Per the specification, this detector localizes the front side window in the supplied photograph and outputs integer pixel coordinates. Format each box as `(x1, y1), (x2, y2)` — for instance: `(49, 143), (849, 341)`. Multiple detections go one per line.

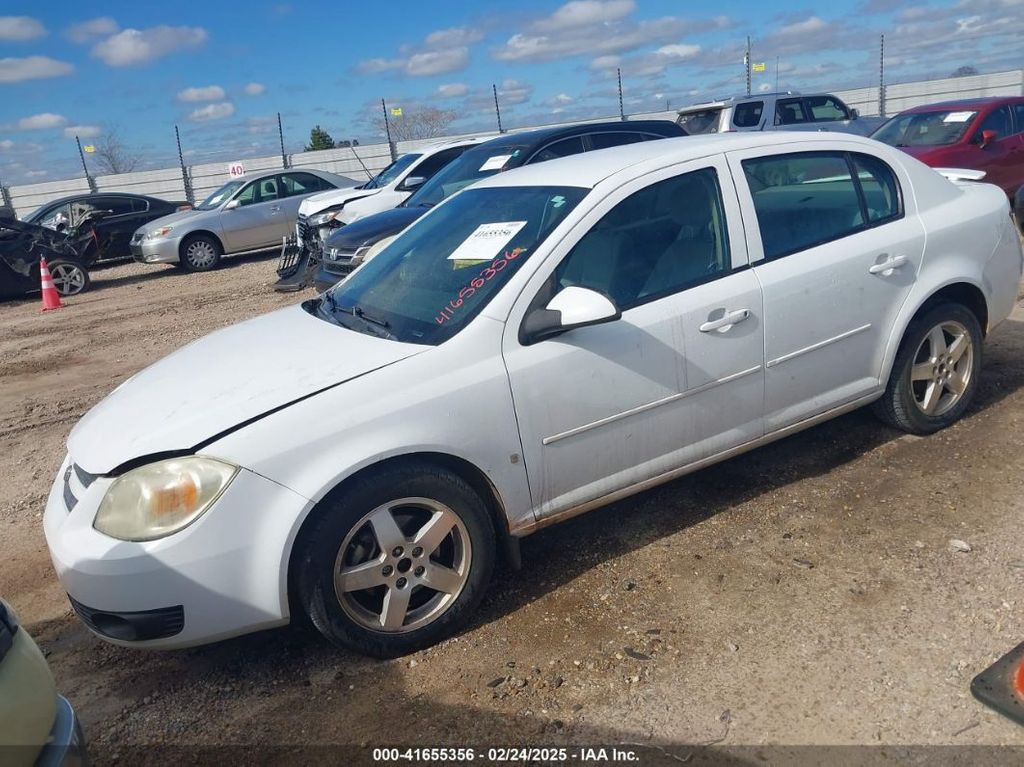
(733, 101), (764, 128)
(975, 105), (1012, 140)
(775, 98), (808, 125)
(531, 136), (586, 163)
(317, 185), (587, 345)
(742, 151), (901, 260)
(235, 177), (280, 206)
(806, 96), (849, 122)
(555, 168), (730, 309)
(1013, 104), (1024, 135)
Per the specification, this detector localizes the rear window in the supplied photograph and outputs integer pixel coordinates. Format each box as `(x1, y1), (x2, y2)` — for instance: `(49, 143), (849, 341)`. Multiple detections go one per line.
(677, 108), (722, 135)
(733, 101), (764, 128)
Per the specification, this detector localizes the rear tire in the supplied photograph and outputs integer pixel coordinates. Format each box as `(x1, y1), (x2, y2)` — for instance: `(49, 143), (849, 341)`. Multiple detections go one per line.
(295, 463), (496, 657)
(179, 234), (221, 272)
(872, 302), (982, 434)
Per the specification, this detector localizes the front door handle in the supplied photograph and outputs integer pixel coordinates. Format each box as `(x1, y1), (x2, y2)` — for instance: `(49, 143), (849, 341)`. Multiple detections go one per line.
(869, 254), (907, 275)
(270, 205), (281, 214)
(700, 308), (750, 333)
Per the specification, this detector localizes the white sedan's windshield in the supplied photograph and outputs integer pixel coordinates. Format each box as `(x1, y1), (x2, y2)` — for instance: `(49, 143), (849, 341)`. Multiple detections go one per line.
(196, 180), (244, 210)
(363, 154), (421, 189)
(315, 185), (587, 345)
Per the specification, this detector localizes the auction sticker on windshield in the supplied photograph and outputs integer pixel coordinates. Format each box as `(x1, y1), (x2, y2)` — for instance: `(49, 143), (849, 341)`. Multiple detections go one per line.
(448, 221), (526, 266)
(479, 154), (513, 172)
(942, 111), (975, 123)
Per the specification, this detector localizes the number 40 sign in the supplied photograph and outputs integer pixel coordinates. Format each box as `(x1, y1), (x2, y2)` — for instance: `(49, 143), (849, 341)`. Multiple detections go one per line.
(228, 162), (245, 179)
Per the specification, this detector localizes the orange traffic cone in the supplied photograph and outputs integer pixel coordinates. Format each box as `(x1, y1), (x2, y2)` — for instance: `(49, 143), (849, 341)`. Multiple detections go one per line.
(39, 257), (64, 311)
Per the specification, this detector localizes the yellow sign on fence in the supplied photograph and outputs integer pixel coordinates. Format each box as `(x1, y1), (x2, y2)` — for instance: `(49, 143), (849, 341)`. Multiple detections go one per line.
(83, 144), (96, 153)
(751, 62), (767, 73)
(390, 107), (403, 117)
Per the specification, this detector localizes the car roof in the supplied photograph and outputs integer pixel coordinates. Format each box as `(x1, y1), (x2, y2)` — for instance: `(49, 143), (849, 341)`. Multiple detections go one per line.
(461, 120), (682, 153)
(902, 96), (1024, 113)
(412, 136), (492, 154)
(474, 131), (885, 191)
(35, 192), (158, 207)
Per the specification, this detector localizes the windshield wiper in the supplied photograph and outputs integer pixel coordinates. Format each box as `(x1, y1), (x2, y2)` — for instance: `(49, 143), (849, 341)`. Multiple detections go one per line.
(417, 201), (436, 208)
(354, 305), (391, 329)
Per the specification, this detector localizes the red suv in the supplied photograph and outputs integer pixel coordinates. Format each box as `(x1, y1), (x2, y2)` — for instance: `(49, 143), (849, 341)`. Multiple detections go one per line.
(872, 97), (1024, 226)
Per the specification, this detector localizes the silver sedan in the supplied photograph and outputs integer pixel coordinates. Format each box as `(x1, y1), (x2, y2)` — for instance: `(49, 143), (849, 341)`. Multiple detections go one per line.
(131, 168), (358, 271)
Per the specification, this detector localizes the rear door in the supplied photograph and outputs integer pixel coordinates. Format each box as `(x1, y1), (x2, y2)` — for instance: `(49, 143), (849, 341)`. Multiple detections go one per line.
(279, 172), (333, 231)
(728, 146), (924, 430)
(94, 195), (148, 258)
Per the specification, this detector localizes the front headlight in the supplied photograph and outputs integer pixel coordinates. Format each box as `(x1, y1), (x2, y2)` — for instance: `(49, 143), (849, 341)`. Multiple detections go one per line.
(353, 234), (398, 266)
(145, 226), (173, 240)
(309, 210), (341, 227)
(94, 456), (238, 541)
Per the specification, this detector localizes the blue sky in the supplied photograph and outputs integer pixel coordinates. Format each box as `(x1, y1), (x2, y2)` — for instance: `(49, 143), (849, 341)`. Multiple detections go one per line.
(0, 0), (1020, 183)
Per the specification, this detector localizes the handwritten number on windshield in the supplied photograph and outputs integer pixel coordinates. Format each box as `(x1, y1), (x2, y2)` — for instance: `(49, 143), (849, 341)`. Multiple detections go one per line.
(435, 247), (527, 325)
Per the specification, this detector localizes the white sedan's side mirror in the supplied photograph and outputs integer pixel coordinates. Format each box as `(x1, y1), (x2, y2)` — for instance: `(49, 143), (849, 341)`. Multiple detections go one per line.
(521, 286), (621, 344)
(224, 199), (241, 211)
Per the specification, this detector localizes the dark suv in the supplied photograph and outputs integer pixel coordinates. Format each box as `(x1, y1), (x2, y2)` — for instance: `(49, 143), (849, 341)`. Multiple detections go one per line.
(312, 120), (686, 291)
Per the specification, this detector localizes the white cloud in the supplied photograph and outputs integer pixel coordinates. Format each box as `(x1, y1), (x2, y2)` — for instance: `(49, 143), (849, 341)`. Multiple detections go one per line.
(243, 82), (266, 96)
(25, 170), (47, 178)
(436, 82), (469, 98)
(0, 16), (46, 41)
(0, 139), (14, 151)
(498, 78), (533, 105)
(357, 25), (477, 77)
(177, 85), (225, 102)
(656, 43), (700, 59)
(539, 0), (636, 32)
(17, 113), (67, 130)
(0, 55), (73, 83)
(92, 25), (207, 66)
(63, 124), (101, 139)
(590, 55), (622, 70)
(547, 93), (575, 106)
(65, 17), (119, 43)
(189, 102), (235, 121)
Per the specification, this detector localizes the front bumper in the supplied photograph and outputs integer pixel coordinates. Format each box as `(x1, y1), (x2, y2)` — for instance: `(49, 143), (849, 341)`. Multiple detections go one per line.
(129, 237), (181, 265)
(43, 456), (312, 649)
(34, 696), (87, 767)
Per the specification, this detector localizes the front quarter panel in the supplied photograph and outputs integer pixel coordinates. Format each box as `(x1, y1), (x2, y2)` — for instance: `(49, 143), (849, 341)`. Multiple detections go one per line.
(204, 315), (533, 569)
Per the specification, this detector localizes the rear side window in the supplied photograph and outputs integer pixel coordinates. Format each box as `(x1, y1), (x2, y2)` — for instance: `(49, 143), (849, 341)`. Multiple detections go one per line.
(743, 151), (902, 260)
(530, 136), (586, 163)
(775, 98), (808, 125)
(131, 197), (149, 213)
(99, 196), (136, 216)
(588, 132), (646, 150)
(733, 101), (764, 128)
(677, 109), (722, 135)
(281, 172), (328, 195)
(805, 96), (849, 122)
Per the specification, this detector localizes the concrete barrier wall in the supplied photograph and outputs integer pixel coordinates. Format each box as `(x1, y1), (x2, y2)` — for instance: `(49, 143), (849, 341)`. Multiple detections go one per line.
(7, 69), (1022, 217)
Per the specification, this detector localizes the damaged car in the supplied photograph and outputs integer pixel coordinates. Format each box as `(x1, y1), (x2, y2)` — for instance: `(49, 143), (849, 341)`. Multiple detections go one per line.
(0, 208), (101, 300)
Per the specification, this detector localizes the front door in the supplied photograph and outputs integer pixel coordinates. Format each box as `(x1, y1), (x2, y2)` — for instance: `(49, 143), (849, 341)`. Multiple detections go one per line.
(728, 146), (924, 430)
(502, 158), (764, 519)
(220, 176), (285, 252)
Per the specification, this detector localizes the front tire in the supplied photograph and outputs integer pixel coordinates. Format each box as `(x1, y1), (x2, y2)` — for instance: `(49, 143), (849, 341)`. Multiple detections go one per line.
(179, 234), (222, 272)
(873, 301), (982, 434)
(47, 259), (90, 296)
(295, 463), (496, 657)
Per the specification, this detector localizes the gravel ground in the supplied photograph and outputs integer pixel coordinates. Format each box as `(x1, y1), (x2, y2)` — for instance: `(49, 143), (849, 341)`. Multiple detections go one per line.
(2, 255), (1024, 763)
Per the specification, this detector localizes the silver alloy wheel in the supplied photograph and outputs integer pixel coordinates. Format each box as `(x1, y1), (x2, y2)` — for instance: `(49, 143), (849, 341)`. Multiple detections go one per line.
(185, 239), (217, 269)
(334, 497), (471, 634)
(49, 263), (86, 296)
(910, 320), (974, 417)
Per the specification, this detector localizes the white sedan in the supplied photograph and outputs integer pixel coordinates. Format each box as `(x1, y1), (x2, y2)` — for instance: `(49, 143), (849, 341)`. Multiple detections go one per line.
(44, 132), (1022, 657)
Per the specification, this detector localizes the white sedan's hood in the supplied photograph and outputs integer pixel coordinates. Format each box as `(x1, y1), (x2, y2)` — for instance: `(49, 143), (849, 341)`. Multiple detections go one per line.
(68, 305), (425, 474)
(298, 186), (378, 216)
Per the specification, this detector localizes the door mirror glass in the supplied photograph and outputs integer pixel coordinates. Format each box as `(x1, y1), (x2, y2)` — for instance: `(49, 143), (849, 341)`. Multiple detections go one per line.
(400, 175), (426, 191)
(980, 129), (998, 148)
(522, 286), (621, 344)
(224, 199), (241, 211)
(850, 108), (860, 119)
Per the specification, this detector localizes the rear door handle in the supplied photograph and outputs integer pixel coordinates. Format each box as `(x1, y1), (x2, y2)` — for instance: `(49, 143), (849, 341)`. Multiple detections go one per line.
(700, 308), (750, 333)
(869, 254), (907, 275)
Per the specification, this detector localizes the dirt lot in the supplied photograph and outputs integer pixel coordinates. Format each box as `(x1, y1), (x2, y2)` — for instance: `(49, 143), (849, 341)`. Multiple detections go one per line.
(2, 255), (1024, 762)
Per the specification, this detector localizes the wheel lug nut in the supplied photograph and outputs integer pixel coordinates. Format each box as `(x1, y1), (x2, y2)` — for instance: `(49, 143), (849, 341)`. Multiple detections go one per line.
(412, 547), (423, 557)
(382, 565), (393, 576)
(414, 566), (425, 577)
(392, 546), (404, 557)
(396, 577), (407, 588)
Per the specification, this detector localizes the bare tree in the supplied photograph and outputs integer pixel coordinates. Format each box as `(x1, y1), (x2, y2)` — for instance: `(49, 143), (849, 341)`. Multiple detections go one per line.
(90, 128), (143, 175)
(949, 65), (979, 78)
(372, 107), (457, 142)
